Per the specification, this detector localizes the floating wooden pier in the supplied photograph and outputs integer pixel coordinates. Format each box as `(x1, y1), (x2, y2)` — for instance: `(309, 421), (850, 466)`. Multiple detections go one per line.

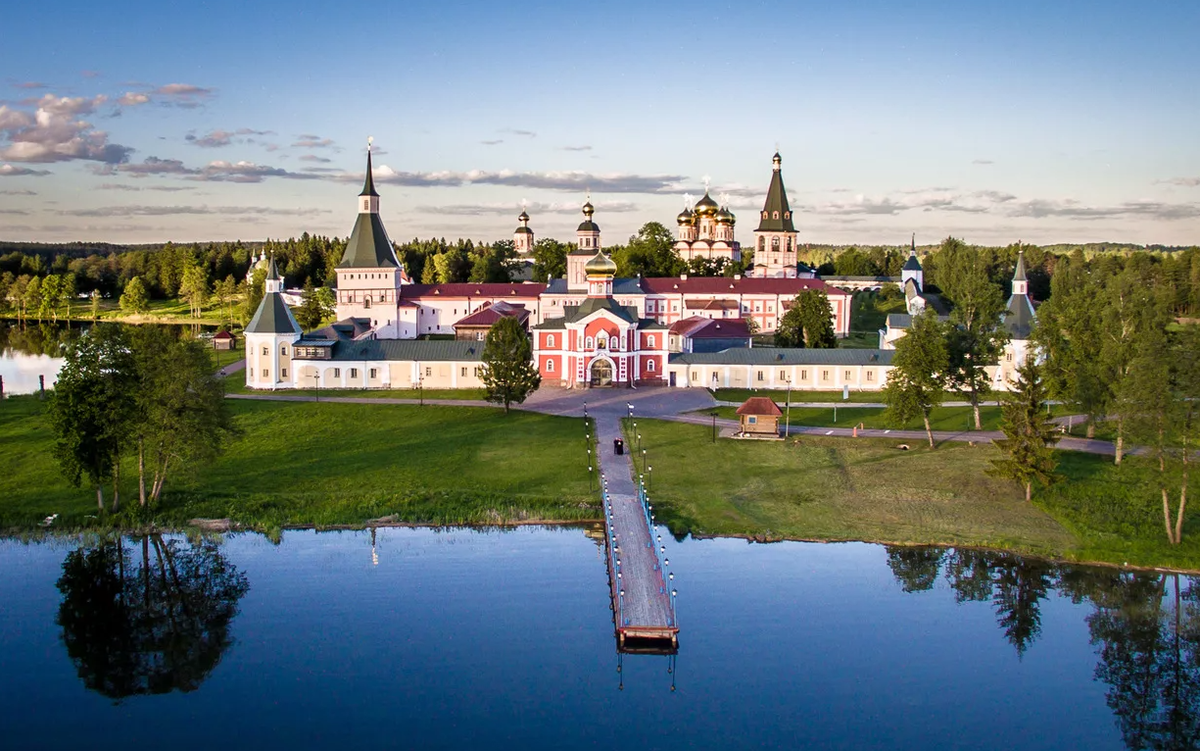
(601, 479), (678, 651)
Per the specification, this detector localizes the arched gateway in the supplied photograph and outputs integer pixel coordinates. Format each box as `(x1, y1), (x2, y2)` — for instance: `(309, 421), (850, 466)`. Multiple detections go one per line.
(590, 358), (613, 387)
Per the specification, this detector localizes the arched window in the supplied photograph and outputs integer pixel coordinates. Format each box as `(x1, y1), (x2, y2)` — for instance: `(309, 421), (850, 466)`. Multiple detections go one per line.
(262, 346), (268, 356)
(364, 297), (371, 309)
(647, 335), (655, 348)
(647, 359), (655, 372)
(773, 211), (779, 220)
(758, 237), (765, 252)
(586, 336), (594, 349)
(786, 237), (793, 252)
(281, 345), (288, 355)
(771, 237), (780, 251)
(547, 360), (555, 372)
(546, 334), (555, 347)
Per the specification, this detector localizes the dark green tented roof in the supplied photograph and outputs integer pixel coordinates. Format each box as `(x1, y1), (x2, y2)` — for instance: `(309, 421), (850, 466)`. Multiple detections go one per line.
(1004, 294), (1036, 339)
(338, 213), (399, 269)
(267, 255), (281, 280)
(360, 151), (379, 197)
(755, 160), (795, 233)
(1012, 252), (1027, 281)
(902, 253), (923, 271)
(246, 292), (302, 335)
(577, 220), (601, 233)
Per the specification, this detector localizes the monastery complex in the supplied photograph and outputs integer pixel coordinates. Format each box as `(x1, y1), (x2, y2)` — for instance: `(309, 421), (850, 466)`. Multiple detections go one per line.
(244, 149), (1035, 393)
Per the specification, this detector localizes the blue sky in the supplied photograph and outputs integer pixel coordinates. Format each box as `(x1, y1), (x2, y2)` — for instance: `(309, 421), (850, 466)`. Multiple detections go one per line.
(1, 0), (1198, 246)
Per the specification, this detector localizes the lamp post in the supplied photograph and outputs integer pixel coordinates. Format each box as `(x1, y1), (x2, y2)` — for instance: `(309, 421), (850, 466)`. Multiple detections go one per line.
(648, 465), (652, 490)
(710, 411), (718, 443)
(784, 374), (792, 439)
(311, 372), (320, 403)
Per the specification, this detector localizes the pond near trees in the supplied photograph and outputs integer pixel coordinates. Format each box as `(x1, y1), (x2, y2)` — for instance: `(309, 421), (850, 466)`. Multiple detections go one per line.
(2, 527), (1195, 750)
(0, 322), (219, 395)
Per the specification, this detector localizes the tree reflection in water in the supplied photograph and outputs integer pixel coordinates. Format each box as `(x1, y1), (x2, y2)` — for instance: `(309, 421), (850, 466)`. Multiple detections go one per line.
(55, 535), (249, 699)
(885, 546), (1200, 749)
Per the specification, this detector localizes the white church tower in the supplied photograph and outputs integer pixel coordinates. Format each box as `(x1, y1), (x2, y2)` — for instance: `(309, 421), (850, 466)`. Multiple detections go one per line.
(244, 255), (302, 390)
(513, 209), (534, 254)
(334, 140), (406, 337)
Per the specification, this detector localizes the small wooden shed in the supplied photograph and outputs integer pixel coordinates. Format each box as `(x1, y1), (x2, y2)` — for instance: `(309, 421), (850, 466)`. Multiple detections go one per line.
(212, 330), (237, 351)
(736, 397), (782, 437)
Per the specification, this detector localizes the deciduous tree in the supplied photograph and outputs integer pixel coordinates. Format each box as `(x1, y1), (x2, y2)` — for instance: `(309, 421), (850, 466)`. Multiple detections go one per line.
(882, 309), (948, 448)
(119, 276), (150, 315)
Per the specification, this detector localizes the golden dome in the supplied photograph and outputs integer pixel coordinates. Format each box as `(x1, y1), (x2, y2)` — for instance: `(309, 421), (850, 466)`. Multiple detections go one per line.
(715, 206), (734, 224)
(584, 251), (617, 276)
(676, 208), (695, 225)
(693, 191), (719, 216)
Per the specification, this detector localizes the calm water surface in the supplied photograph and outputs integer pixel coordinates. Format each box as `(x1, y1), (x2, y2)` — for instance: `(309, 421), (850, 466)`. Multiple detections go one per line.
(1, 527), (1196, 750)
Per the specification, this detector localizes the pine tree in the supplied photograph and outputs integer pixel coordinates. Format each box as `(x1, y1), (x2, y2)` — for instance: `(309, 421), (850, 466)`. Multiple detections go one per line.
(882, 309), (948, 448)
(989, 359), (1061, 502)
(480, 316), (540, 414)
(296, 279), (324, 331)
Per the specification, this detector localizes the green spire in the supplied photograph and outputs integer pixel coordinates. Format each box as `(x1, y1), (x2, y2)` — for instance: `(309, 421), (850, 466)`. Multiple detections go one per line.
(360, 149), (379, 197)
(1013, 250), (1027, 282)
(755, 152), (795, 232)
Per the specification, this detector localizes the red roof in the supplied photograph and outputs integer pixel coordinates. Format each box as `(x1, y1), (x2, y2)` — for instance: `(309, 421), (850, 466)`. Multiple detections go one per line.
(454, 301), (529, 328)
(401, 283), (547, 299)
(641, 276), (840, 296)
(668, 315), (751, 339)
(213, 330), (234, 340)
(685, 298), (741, 311)
(736, 397), (783, 417)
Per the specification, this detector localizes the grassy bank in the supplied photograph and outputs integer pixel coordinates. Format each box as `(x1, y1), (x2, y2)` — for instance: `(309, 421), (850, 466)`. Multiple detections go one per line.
(630, 418), (1200, 570)
(0, 396), (595, 532)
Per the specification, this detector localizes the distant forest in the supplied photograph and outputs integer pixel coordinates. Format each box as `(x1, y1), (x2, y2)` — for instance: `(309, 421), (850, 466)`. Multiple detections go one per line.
(1, 234), (1198, 318)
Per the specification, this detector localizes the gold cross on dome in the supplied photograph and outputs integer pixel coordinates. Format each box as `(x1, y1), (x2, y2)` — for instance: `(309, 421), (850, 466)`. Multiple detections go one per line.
(367, 136), (373, 152)
(702, 175), (711, 191)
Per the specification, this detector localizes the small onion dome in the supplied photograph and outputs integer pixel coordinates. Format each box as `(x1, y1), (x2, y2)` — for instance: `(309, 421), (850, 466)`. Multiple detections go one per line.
(584, 250), (617, 276)
(715, 206), (735, 224)
(676, 208), (695, 225)
(693, 191), (719, 215)
(518, 210), (529, 222)
(582, 201), (595, 217)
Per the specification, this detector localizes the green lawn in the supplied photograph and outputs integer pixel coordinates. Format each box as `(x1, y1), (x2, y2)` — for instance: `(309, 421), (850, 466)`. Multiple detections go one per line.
(0, 395), (596, 532)
(632, 418), (1200, 569)
(701, 404), (1073, 432)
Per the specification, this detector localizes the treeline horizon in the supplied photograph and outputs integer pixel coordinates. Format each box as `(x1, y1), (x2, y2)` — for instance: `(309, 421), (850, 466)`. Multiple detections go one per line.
(1, 231), (1198, 318)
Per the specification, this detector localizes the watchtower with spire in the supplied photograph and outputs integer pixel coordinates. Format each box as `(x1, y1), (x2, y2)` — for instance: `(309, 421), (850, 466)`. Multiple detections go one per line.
(244, 254), (303, 390)
(751, 152), (799, 278)
(513, 208), (534, 254)
(901, 235), (924, 292)
(335, 140), (409, 337)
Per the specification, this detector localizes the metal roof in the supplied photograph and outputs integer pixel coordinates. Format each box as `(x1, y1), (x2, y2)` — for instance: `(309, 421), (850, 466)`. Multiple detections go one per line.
(337, 212), (398, 269)
(245, 292), (302, 335)
(670, 348), (894, 366)
(301, 339), (485, 362)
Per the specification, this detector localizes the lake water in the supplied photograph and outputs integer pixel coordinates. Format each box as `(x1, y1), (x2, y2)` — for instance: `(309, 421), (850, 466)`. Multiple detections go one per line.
(1, 527), (1195, 750)
(0, 321), (218, 396)
(0, 321), (72, 395)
